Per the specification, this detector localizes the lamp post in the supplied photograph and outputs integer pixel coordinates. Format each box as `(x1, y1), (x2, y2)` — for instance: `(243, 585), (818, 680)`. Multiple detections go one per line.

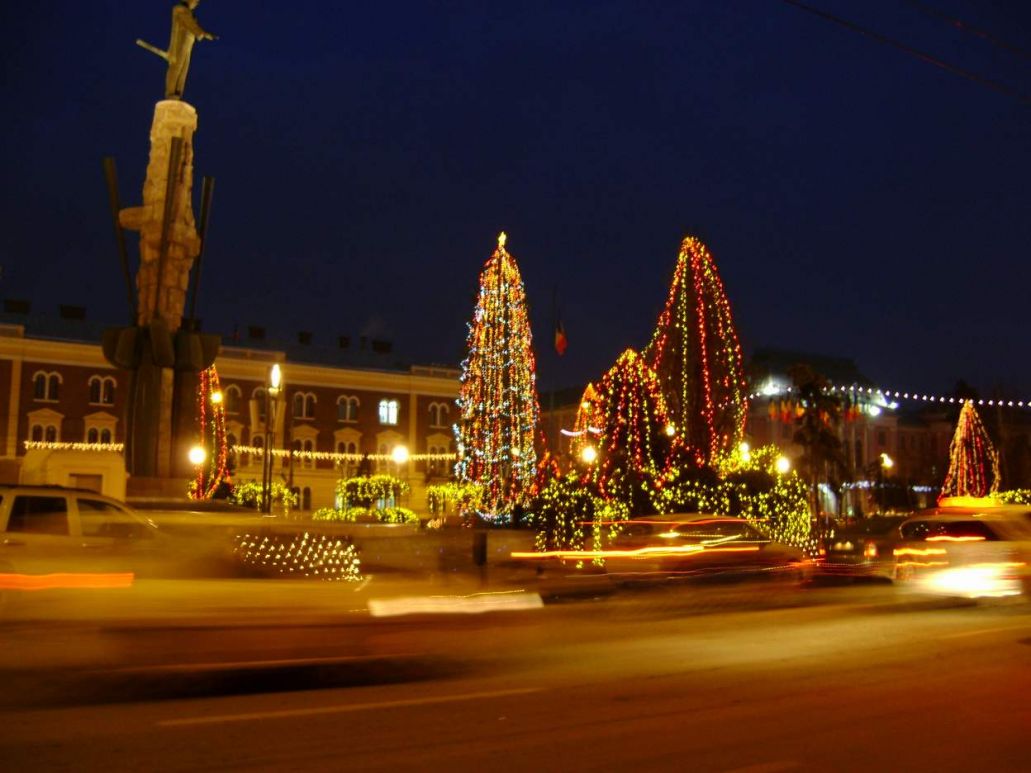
(878, 452), (894, 514)
(260, 363), (283, 515)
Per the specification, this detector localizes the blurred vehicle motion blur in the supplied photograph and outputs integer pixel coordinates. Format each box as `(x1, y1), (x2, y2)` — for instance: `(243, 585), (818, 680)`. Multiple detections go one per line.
(819, 515), (908, 580)
(0, 484), (235, 581)
(601, 514), (811, 585)
(892, 497), (1031, 599)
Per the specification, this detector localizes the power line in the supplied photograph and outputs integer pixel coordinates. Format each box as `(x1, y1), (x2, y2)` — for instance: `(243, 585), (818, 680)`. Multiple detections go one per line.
(902, 0), (1031, 61)
(780, 0), (1031, 105)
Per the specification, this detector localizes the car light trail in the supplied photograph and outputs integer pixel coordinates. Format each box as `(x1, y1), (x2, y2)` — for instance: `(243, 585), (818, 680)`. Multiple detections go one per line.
(0, 572), (135, 590)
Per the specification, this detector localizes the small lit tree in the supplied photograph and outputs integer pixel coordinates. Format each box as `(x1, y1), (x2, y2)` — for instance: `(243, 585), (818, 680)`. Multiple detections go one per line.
(940, 400), (1000, 501)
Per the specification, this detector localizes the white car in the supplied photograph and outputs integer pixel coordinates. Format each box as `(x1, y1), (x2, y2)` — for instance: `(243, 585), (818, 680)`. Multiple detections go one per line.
(893, 499), (1031, 599)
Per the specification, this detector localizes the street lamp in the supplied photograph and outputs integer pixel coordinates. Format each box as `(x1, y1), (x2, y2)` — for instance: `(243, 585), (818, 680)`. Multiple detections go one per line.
(775, 455), (791, 475)
(188, 444), (207, 467)
(260, 363), (284, 515)
(580, 444), (598, 465)
(391, 444), (410, 465)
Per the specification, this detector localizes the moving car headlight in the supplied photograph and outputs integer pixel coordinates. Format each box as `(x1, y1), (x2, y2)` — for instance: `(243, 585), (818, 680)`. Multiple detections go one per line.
(920, 562), (1024, 599)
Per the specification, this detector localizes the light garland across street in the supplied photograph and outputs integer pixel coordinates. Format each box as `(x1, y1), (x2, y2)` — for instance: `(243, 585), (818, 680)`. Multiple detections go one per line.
(749, 384), (1029, 410)
(233, 445), (456, 463)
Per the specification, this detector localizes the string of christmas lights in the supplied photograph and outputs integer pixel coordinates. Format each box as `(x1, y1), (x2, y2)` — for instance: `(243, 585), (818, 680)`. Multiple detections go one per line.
(748, 383), (1030, 410)
(645, 236), (748, 464)
(190, 366), (230, 500)
(454, 232), (542, 517)
(232, 445), (456, 462)
(23, 441), (124, 452)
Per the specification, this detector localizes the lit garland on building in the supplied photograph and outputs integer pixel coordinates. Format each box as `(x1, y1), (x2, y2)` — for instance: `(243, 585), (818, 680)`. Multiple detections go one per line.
(588, 348), (681, 508)
(454, 232), (542, 518)
(645, 236), (748, 464)
(190, 366), (230, 500)
(939, 400), (1000, 502)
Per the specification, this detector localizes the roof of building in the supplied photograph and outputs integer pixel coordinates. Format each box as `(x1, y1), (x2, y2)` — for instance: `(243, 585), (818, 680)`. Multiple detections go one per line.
(0, 304), (459, 376)
(748, 347), (874, 387)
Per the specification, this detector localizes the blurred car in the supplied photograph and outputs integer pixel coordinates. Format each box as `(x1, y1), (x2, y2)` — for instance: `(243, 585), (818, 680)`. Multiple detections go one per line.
(603, 514), (811, 585)
(0, 484), (234, 581)
(892, 498), (1031, 599)
(0, 485), (361, 584)
(818, 515), (909, 580)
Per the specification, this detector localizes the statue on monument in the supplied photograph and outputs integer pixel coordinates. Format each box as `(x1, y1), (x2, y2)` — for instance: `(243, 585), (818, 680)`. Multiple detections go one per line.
(136, 0), (217, 100)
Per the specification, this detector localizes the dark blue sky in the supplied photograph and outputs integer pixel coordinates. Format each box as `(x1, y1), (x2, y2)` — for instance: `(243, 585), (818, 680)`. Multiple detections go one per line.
(2, 1), (1030, 396)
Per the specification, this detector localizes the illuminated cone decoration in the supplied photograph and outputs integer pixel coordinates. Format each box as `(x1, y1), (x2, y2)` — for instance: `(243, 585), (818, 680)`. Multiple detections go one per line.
(590, 349), (676, 500)
(191, 365), (230, 500)
(570, 382), (603, 463)
(939, 400), (1000, 501)
(645, 236), (748, 464)
(455, 232), (542, 517)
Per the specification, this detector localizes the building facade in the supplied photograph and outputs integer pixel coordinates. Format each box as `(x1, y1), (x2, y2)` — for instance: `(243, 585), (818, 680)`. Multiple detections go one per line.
(0, 320), (460, 513)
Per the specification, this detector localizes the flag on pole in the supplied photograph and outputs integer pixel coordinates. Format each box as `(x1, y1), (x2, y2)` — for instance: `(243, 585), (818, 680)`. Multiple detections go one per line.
(554, 319), (568, 356)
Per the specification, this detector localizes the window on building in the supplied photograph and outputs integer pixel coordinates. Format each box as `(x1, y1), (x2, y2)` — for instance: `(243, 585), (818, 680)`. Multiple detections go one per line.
(87, 428), (99, 443)
(294, 391), (316, 420)
(302, 487), (312, 511)
(100, 429), (112, 444)
(337, 395), (359, 422)
(88, 376), (116, 406)
(877, 430), (886, 446)
(429, 402), (450, 428)
(378, 399), (399, 425)
(224, 385), (242, 415)
(30, 425), (43, 442)
(44, 426), (58, 443)
(33, 371), (60, 402)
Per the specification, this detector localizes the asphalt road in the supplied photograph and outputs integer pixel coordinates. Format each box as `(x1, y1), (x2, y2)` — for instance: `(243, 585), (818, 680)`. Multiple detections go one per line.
(1, 583), (1029, 771)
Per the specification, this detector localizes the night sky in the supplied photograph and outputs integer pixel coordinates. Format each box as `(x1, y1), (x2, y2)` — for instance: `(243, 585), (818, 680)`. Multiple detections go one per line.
(3, 1), (1030, 396)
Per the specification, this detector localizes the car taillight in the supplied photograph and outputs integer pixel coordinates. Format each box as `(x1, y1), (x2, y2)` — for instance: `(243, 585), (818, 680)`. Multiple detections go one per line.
(864, 542), (878, 559)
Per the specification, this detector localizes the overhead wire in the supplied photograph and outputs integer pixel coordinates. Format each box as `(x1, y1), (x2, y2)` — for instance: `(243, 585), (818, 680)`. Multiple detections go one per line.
(901, 0), (1031, 61)
(780, 0), (1031, 105)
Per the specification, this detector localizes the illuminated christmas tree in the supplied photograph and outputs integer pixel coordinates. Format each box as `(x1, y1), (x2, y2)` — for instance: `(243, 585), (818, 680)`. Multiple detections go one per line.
(569, 382), (603, 464)
(939, 400), (1000, 501)
(645, 236), (748, 465)
(588, 349), (680, 513)
(190, 365), (230, 500)
(454, 232), (542, 518)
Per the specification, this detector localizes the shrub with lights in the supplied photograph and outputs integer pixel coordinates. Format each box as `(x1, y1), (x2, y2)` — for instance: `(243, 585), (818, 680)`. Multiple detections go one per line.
(230, 480), (297, 513)
(312, 474), (417, 524)
(527, 472), (629, 561)
(426, 481), (484, 518)
(454, 232), (543, 520)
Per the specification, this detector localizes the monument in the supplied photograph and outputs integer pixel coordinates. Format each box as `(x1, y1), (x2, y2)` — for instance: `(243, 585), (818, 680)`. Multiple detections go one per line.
(102, 1), (220, 490)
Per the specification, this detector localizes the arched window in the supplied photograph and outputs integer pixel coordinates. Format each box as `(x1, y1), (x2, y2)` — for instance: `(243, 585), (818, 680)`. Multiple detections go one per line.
(31, 425), (43, 442)
(100, 429), (112, 444)
(44, 425), (58, 443)
(224, 385), (241, 415)
(33, 371), (61, 402)
(88, 376), (116, 406)
(87, 428), (99, 443)
(302, 439), (315, 469)
(337, 395), (360, 422)
(226, 432), (237, 449)
(294, 391), (316, 419)
(429, 402), (450, 428)
(378, 399), (399, 426)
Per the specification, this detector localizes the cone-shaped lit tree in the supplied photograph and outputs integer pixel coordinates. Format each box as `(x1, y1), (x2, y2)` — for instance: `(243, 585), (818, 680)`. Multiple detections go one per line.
(589, 349), (678, 513)
(455, 233), (542, 518)
(939, 400), (1000, 501)
(189, 366), (230, 500)
(645, 236), (748, 465)
(569, 382), (603, 464)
